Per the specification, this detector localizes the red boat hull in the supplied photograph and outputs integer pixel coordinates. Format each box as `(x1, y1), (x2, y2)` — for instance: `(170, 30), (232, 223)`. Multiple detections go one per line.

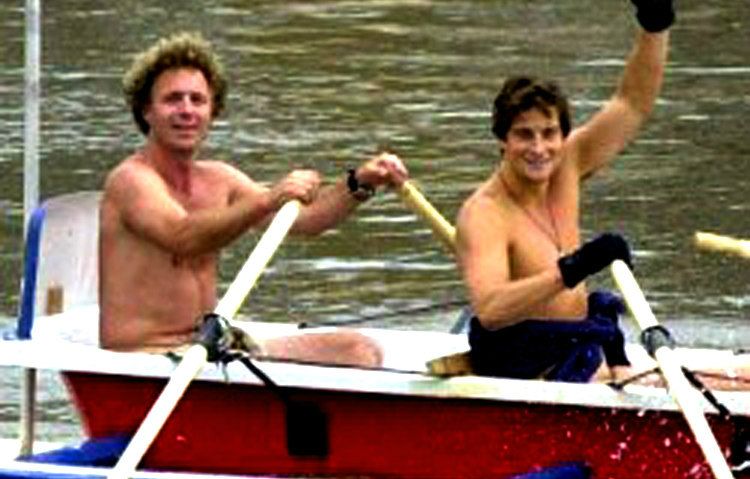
(63, 371), (743, 479)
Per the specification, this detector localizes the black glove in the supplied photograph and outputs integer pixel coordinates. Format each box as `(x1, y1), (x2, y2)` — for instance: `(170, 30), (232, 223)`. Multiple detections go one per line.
(557, 233), (632, 289)
(631, 0), (675, 33)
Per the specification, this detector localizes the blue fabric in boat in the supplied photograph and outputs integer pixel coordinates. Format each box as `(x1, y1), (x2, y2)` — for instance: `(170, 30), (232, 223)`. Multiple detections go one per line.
(508, 462), (591, 479)
(17, 436), (129, 467)
(468, 290), (630, 382)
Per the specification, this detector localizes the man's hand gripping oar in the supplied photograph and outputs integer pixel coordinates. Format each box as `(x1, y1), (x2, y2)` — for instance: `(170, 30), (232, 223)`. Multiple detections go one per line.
(108, 200), (301, 479)
(611, 260), (735, 479)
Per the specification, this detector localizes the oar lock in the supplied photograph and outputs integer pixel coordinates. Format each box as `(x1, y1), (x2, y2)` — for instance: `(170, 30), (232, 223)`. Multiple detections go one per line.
(194, 312), (331, 458)
(193, 313), (260, 363)
(639, 324), (676, 357)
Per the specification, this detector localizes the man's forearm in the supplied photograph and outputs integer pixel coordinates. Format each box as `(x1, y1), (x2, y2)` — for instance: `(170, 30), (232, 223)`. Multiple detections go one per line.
(291, 178), (361, 236)
(616, 30), (669, 117)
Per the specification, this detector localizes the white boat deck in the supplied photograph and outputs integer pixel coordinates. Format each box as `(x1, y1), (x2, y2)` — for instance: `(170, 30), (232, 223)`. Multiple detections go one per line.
(0, 439), (56, 462)
(3, 306), (750, 417)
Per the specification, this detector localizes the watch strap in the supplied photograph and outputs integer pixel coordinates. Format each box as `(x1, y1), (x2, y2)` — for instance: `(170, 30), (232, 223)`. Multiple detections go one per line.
(347, 169), (375, 201)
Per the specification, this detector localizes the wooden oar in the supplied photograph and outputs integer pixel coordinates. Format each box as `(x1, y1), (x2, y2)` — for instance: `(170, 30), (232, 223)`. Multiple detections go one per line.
(695, 231), (750, 258)
(396, 181), (474, 373)
(610, 260), (735, 479)
(108, 200), (301, 479)
(396, 181), (456, 254)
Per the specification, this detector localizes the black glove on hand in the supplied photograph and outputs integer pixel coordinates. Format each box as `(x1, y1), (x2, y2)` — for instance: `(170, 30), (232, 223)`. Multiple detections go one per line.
(631, 0), (675, 33)
(558, 233), (632, 289)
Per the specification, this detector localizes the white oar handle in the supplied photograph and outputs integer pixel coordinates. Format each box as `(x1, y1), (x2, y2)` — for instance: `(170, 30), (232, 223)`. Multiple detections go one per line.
(610, 260), (735, 479)
(610, 260), (659, 330)
(109, 200), (301, 479)
(215, 200), (301, 319)
(396, 181), (456, 254)
(695, 231), (750, 258)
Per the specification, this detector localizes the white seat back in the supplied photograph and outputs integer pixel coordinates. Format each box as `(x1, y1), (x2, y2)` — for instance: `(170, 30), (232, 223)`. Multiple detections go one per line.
(32, 191), (101, 315)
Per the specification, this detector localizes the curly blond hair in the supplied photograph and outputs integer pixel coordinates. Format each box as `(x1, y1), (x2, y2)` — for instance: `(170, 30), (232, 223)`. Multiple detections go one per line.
(123, 32), (228, 135)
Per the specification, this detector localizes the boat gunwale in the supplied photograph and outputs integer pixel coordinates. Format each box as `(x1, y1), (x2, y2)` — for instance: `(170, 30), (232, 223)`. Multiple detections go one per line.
(4, 334), (750, 418)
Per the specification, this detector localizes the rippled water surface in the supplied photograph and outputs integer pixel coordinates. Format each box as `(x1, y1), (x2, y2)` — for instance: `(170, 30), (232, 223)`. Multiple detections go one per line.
(1, 0), (750, 442)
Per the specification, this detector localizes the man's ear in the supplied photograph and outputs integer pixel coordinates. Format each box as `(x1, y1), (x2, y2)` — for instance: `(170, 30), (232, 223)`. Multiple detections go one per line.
(498, 140), (506, 158)
(142, 102), (153, 125)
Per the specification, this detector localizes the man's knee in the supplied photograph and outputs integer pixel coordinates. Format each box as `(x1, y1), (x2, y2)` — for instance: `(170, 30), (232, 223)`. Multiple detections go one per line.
(332, 330), (383, 368)
(260, 330), (383, 368)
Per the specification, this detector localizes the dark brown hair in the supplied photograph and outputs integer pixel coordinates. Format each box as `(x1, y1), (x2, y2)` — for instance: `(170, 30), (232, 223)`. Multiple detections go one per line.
(491, 76), (572, 140)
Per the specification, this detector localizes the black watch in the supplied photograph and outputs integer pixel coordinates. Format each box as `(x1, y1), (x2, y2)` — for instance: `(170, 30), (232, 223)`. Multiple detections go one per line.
(346, 169), (375, 202)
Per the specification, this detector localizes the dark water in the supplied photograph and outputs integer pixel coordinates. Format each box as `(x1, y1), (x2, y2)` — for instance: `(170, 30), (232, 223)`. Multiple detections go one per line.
(1, 0), (750, 442)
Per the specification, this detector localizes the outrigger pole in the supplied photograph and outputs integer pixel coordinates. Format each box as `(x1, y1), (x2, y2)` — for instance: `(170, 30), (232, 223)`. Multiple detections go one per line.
(24, 0), (40, 218)
(19, 0), (41, 457)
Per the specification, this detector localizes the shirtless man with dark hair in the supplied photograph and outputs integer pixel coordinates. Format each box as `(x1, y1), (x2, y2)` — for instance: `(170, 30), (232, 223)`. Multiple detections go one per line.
(456, 1), (674, 382)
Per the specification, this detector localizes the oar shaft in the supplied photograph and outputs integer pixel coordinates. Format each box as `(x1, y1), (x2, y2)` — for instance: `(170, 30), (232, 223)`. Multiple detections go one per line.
(108, 345), (207, 479)
(215, 200), (301, 319)
(396, 181), (456, 254)
(695, 231), (750, 258)
(610, 260), (658, 329)
(109, 200), (301, 479)
(652, 347), (734, 476)
(611, 260), (734, 479)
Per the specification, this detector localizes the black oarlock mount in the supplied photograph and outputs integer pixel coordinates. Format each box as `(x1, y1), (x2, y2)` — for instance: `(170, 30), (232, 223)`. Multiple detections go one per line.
(194, 312), (232, 363)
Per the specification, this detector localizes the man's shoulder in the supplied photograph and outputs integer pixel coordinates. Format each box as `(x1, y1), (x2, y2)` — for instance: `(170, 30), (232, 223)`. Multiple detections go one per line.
(457, 184), (507, 228)
(194, 160), (255, 191)
(194, 159), (246, 177)
(462, 181), (505, 211)
(104, 156), (153, 189)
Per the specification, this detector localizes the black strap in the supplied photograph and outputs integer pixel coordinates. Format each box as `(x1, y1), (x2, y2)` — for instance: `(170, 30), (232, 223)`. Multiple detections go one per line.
(191, 314), (328, 456)
(193, 313), (287, 398)
(682, 367), (731, 420)
(606, 366), (732, 420)
(346, 168), (375, 201)
(238, 356), (286, 400)
(606, 367), (660, 390)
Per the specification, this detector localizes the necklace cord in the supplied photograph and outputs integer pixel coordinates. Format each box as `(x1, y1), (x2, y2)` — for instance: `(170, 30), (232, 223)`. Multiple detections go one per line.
(500, 175), (562, 253)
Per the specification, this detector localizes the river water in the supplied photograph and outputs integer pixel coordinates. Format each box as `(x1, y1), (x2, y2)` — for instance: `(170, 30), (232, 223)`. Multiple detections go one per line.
(1, 0), (750, 444)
